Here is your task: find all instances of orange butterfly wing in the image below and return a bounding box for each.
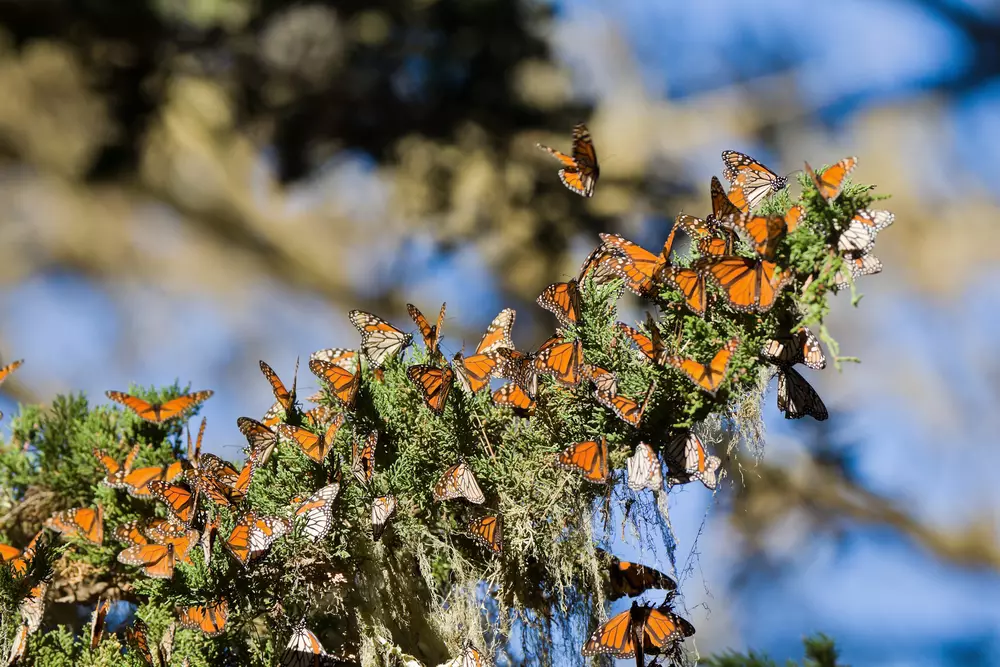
[117,543,175,579]
[123,466,168,498]
[491,383,536,416]
[665,265,708,316]
[706,257,790,313]
[453,351,501,393]
[599,234,665,296]
[537,280,582,328]
[468,515,503,554]
[0,359,23,385]
[106,390,213,423]
[709,175,742,222]
[147,481,197,525]
[407,365,453,415]
[178,599,228,636]
[667,339,739,395]
[476,308,515,354]
[46,506,103,545]
[538,123,599,197]
[805,156,857,201]
[309,358,360,410]
[534,336,583,387]
[556,438,608,483]
[407,302,446,356]
[582,609,634,656]
[259,360,295,412]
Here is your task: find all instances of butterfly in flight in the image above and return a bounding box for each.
[556,438,608,484]
[721,150,787,212]
[626,442,662,492]
[537,123,599,197]
[453,349,504,394]
[705,256,791,312]
[106,389,213,423]
[294,480,341,543]
[371,495,397,541]
[468,514,502,554]
[582,600,695,662]
[597,547,678,601]
[761,326,826,370]
[407,364,454,415]
[408,302,447,361]
[805,156,857,202]
[667,338,739,396]
[277,414,345,464]
[665,432,722,490]
[432,462,486,504]
[352,431,377,485]
[777,367,829,421]
[45,505,103,545]
[177,598,228,636]
[349,310,412,368]
[0,530,42,576]
[537,279,581,329]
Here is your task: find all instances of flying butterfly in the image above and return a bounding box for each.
[666,338,739,396]
[476,308,516,355]
[626,442,662,492]
[106,390,213,423]
[537,122,599,197]
[0,359,23,386]
[309,357,361,410]
[705,256,790,313]
[371,495,397,541]
[777,367,829,421]
[761,327,826,370]
[835,252,882,289]
[407,365,454,415]
[452,350,504,394]
[721,150,787,213]
[491,383,536,417]
[432,462,486,504]
[805,156,857,202]
[706,175,743,224]
[537,279,581,329]
[533,335,583,387]
[45,505,103,545]
[294,481,341,543]
[556,438,608,484]
[349,310,412,368]
[597,548,678,601]
[1,531,42,576]
[468,514,502,554]
[595,383,654,428]
[665,432,722,490]
[352,431,377,485]
[277,414,345,464]
[281,624,328,667]
[582,600,695,660]
[225,512,290,565]
[408,302,447,360]
[177,599,228,636]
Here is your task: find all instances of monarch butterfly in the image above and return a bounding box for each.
[309,348,357,369]
[261,401,283,429]
[441,642,486,667]
[198,517,217,568]
[468,514,502,554]
[582,364,618,396]
[294,481,341,543]
[407,365,454,415]
[670,215,733,259]
[1,531,42,577]
[598,233,668,296]
[476,308,516,355]
[707,175,743,224]
[836,218,875,255]
[19,579,47,634]
[722,150,787,213]
[666,338,739,396]
[157,623,176,667]
[177,599,228,636]
[665,432,722,490]
[537,123,599,197]
[45,505,103,545]
[114,521,150,547]
[582,601,695,660]
[0,359,23,392]
[278,415,345,464]
[408,302,447,360]
[777,367,829,421]
[237,416,279,465]
[225,512,290,565]
[371,495,397,541]
[578,243,628,287]
[761,327,826,370]
[281,624,327,667]
[614,322,663,364]
[349,310,412,368]
[834,252,882,289]
[197,454,240,488]
[595,383,654,427]
[117,542,176,579]
[125,619,154,664]
[352,431,377,485]
[184,468,235,509]
[537,279,582,329]
[89,597,109,650]
[147,481,197,525]
[260,359,299,417]
[432,462,486,504]
[556,438,608,483]
[144,520,200,566]
[533,335,583,387]
[309,358,361,410]
[597,548,677,600]
[105,390,213,423]
[303,405,336,429]
[94,442,140,488]
[849,208,894,236]
[805,156,857,202]
[452,350,504,394]
[705,256,790,312]
[626,442,662,492]
[491,383,536,417]
[495,348,538,397]
[725,205,805,260]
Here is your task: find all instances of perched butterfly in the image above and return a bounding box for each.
[432,462,486,504]
[595,383,654,428]
[615,322,663,364]
[114,521,150,547]
[199,517,217,567]
[495,348,538,398]
[303,405,336,429]
[371,495,397,541]
[834,252,882,289]
[352,431,377,485]
[673,212,735,258]
[665,432,722,490]
[294,481,341,543]
[626,442,662,492]
[721,150,787,213]
[762,327,826,370]
[582,600,695,660]
[126,619,154,664]
[106,390,213,423]
[582,364,618,396]
[452,350,504,394]
[705,257,790,312]
[238,416,279,465]
[491,383,536,417]
[725,205,805,260]
[476,308,516,354]
[598,233,668,297]
[309,358,360,410]
[805,156,857,202]
[309,347,357,370]
[407,365,454,415]
[537,122,599,197]
[533,335,583,387]
[667,338,739,396]
[20,579,48,634]
[145,520,200,565]
[281,624,328,667]
[94,442,140,488]
[706,175,743,225]
[87,597,109,650]
[777,367,829,421]
[556,438,608,483]
[1,531,42,576]
[225,512,290,565]
[408,302,447,360]
[278,415,344,464]
[177,599,228,636]
[597,548,677,600]
[578,243,628,287]
[468,514,502,554]
[848,208,894,237]
[147,481,197,525]
[836,215,877,255]
[663,261,711,316]
[349,310,412,368]
[440,642,486,667]
[537,280,581,329]
[117,542,176,579]
[45,505,103,545]
[260,359,299,418]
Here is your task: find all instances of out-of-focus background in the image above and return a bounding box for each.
[0,0,997,664]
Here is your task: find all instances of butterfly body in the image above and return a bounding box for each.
[538,123,599,197]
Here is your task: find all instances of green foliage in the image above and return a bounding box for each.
[704,634,847,667]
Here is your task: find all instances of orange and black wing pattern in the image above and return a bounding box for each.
[491,383,536,417]
[805,156,857,202]
[147,481,197,525]
[407,302,446,358]
[309,357,361,410]
[706,257,790,313]
[604,552,678,600]
[177,599,228,636]
[595,383,654,427]
[582,608,634,657]
[452,351,502,394]
[476,308,515,354]
[556,437,608,483]
[407,365,454,415]
[45,505,103,545]
[537,123,599,197]
[667,338,739,396]
[468,515,503,554]
[665,262,710,316]
[537,279,582,329]
[533,335,583,387]
[721,150,787,212]
[0,359,23,385]
[278,414,344,463]
[352,431,377,485]
[598,234,666,296]
[117,543,176,579]
[259,360,296,412]
[106,390,213,423]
